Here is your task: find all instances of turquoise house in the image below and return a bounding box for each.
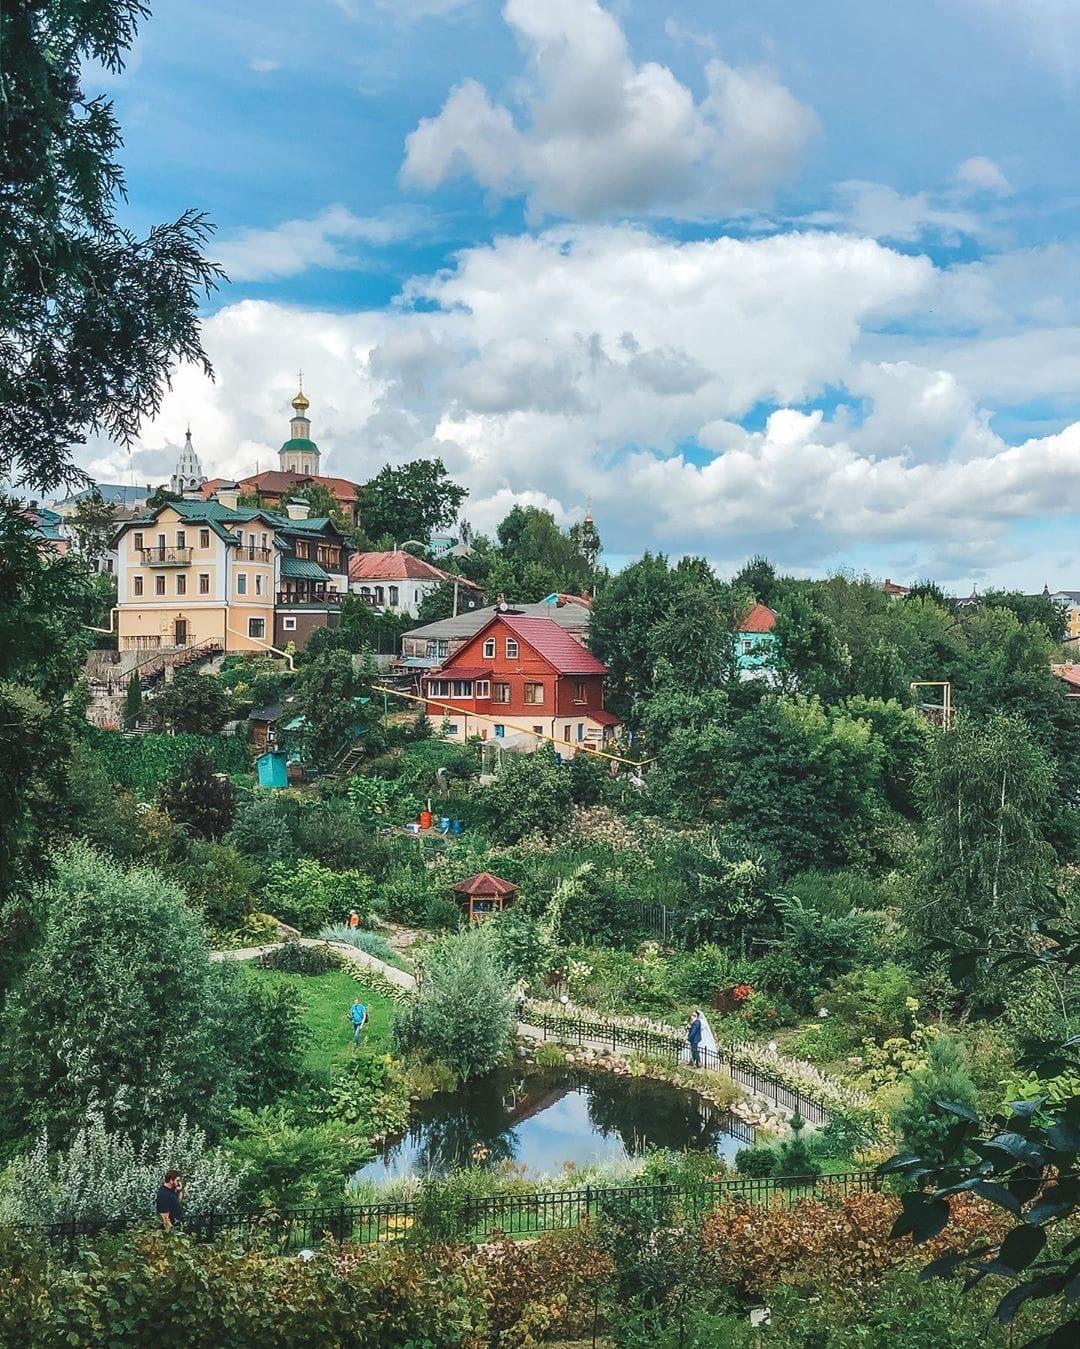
[736,602,778,676]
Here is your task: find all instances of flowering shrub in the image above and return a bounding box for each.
[701,1190,1010,1296]
[732,983,753,1003]
[0,1109,240,1225]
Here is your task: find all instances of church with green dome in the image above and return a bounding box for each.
[279,385,320,476]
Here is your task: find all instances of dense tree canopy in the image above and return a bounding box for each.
[359,458,466,548]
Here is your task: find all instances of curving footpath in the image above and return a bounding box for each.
[210,939,417,992]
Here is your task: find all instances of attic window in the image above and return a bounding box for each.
[505,639,519,659]
[483,638,496,658]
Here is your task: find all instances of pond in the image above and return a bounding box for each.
[355,1067,753,1182]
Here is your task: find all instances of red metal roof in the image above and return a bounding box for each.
[350,550,453,583]
[452,871,519,897]
[498,615,607,674]
[586,709,622,727]
[1051,663,1080,691]
[739,602,777,634]
[199,469,361,503]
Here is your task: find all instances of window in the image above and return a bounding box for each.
[388,585,399,606]
[506,639,519,659]
[445,724,459,735]
[133,532,144,552]
[199,529,210,549]
[532,725,543,735]
[574,679,586,703]
[133,575,144,596]
[564,725,571,741]
[437,640,449,659]
[158,533,166,550]
[199,573,210,595]
[475,680,490,698]
[494,724,505,737]
[451,680,473,697]
[493,682,511,703]
[483,638,496,658]
[237,573,247,595]
[428,680,450,698]
[248,618,265,639]
[282,616,297,632]
[176,530,186,548]
[255,574,263,596]
[524,682,544,705]
[155,575,166,596]
[176,574,187,595]
[374,586,384,604]
[741,639,753,655]
[577,723,584,742]
[261,533,268,549]
[105,559,113,574]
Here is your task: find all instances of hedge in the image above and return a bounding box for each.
[85,728,250,797]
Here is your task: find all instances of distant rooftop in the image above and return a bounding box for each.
[403,599,591,643]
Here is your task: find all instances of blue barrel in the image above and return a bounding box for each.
[450,819,463,836]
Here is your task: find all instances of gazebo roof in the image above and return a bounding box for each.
[451,871,519,898]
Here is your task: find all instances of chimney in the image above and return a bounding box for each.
[285,497,311,521]
[214,483,240,510]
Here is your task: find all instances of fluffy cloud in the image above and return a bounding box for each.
[87,223,1080,585]
[401,0,817,220]
[210,206,428,281]
[956,155,1011,194]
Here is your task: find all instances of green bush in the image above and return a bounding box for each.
[86,727,248,797]
[316,1053,409,1141]
[734,1145,777,1177]
[891,1034,978,1166]
[482,744,573,842]
[176,840,258,930]
[225,1106,367,1210]
[264,858,373,933]
[775,1112,821,1182]
[255,941,341,976]
[320,924,399,966]
[391,927,514,1080]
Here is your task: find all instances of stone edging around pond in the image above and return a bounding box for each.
[515,1030,794,1137]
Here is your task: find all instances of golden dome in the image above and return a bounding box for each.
[291,388,310,414]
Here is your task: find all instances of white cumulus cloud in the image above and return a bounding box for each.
[401,0,817,221]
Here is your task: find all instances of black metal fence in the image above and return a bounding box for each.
[28,1171,878,1262]
[527,1010,831,1125]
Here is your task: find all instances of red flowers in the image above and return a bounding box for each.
[733,983,753,1002]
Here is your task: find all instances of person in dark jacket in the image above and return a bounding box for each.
[155,1171,183,1229]
[687,1010,703,1067]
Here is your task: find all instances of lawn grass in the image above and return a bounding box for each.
[253,968,397,1081]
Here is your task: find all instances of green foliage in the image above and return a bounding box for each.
[158,751,236,840]
[914,713,1057,958]
[265,859,373,933]
[588,552,685,709]
[359,457,467,548]
[314,1052,410,1141]
[487,504,598,600]
[891,1034,979,1166]
[720,696,889,875]
[0,0,221,496]
[153,667,236,735]
[224,1106,366,1209]
[320,924,400,967]
[735,1145,778,1177]
[255,940,342,975]
[86,727,248,798]
[775,1111,821,1181]
[231,969,309,1110]
[773,591,852,702]
[483,744,573,842]
[487,907,558,982]
[0,845,264,1142]
[122,671,142,729]
[568,749,611,806]
[0,1109,240,1225]
[175,840,258,930]
[391,927,515,1080]
[346,773,421,823]
[293,650,372,770]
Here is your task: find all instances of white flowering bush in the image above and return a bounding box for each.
[0,1109,242,1225]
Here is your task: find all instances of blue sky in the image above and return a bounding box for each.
[84,0,1080,589]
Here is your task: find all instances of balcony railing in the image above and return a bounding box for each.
[235,546,273,562]
[140,546,191,566]
[276,590,345,608]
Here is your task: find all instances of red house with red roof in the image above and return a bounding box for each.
[421,612,621,755]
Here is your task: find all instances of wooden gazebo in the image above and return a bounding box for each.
[451,871,519,924]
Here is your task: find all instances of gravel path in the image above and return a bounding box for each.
[211,939,417,992]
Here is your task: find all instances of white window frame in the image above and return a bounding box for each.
[451,679,473,698]
[282,616,297,631]
[237,573,247,595]
[199,573,210,595]
[493,682,511,704]
[483,638,496,658]
[255,574,263,596]
[176,574,187,596]
[506,638,519,659]
[524,682,544,706]
[475,680,490,698]
[133,575,144,596]
[155,574,166,596]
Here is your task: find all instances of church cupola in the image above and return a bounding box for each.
[279,378,320,477]
[171,427,207,496]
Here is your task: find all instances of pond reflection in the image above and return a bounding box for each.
[355,1067,752,1181]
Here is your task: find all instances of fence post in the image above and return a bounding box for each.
[584,1183,592,1227]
